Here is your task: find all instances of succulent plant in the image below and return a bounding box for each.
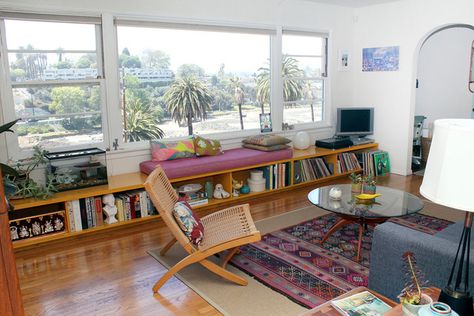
[363,174,376,187]
[349,173,362,184]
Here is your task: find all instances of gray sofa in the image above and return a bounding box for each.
[368,220,474,301]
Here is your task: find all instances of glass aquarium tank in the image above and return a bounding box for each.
[45,148,108,191]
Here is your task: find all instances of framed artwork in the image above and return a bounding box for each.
[362,46,399,72]
[338,50,350,71]
[259,113,272,133]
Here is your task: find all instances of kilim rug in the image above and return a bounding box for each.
[229,212,452,309]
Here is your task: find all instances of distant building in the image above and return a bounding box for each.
[41,68,174,82]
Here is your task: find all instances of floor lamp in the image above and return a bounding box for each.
[420,119,474,316]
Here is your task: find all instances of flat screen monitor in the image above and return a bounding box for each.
[335,107,374,137]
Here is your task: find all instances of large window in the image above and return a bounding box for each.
[0,16,104,151]
[281,32,327,126]
[116,23,271,141]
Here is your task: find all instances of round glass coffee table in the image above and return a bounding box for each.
[307,184,424,262]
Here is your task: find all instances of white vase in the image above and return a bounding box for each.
[401,293,432,316]
[293,131,311,150]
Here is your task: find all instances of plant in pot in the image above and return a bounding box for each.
[349,173,362,194]
[8,145,56,200]
[362,175,376,194]
[398,251,432,316]
[1,119,21,209]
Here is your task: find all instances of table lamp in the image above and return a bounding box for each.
[420,119,474,316]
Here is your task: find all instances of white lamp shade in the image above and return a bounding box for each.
[420,119,474,212]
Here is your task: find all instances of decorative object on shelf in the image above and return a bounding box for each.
[178,183,203,195]
[213,184,230,199]
[349,173,362,194]
[204,181,213,198]
[398,251,431,316]
[419,302,459,316]
[45,148,108,192]
[9,212,66,241]
[356,193,381,200]
[259,113,272,132]
[232,179,243,197]
[248,170,266,193]
[102,194,118,225]
[293,131,311,150]
[420,119,474,316]
[362,175,376,194]
[240,185,250,194]
[329,187,342,200]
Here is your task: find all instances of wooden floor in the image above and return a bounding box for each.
[13,174,464,316]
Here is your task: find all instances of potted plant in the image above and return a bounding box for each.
[349,173,362,194]
[398,252,432,316]
[1,119,20,209]
[362,175,376,194]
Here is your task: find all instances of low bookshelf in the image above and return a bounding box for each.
[10,143,378,249]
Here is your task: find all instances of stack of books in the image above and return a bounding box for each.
[183,191,209,207]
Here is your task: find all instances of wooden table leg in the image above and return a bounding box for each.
[356,223,364,262]
[320,218,352,244]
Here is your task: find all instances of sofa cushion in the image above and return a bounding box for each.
[151,138,195,161]
[435,220,473,244]
[172,200,204,246]
[243,143,290,152]
[243,134,291,146]
[140,147,293,179]
[193,135,222,157]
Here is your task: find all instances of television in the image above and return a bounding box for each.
[335,107,374,137]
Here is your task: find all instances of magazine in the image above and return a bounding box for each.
[331,290,392,316]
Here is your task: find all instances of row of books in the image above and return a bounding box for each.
[183,191,209,207]
[66,190,156,232]
[260,163,292,189]
[294,158,333,183]
[337,153,362,174]
[360,150,391,177]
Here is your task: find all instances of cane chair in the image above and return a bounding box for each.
[144,165,261,293]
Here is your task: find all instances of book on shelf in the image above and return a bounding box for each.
[358,150,390,177]
[330,290,392,316]
[295,157,333,182]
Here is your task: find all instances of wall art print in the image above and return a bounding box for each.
[362,46,399,72]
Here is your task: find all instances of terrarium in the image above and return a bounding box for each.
[45,148,108,191]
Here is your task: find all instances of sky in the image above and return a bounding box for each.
[5,19,323,75]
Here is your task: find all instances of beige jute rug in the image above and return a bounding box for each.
[148,206,327,316]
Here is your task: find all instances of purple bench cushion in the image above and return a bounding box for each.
[140,147,293,179]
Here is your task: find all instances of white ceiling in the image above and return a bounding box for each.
[302,0,401,8]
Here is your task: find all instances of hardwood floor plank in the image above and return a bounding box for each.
[14,174,462,315]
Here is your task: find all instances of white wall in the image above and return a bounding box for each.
[352,0,474,175]
[0,0,356,174]
[415,26,474,134]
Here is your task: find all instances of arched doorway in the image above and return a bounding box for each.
[411,24,474,174]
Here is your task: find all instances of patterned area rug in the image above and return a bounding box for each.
[230,213,452,309]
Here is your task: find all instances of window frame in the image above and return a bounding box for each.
[281,29,329,130]
[0,13,107,160]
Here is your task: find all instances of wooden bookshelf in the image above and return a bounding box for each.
[10,143,378,249]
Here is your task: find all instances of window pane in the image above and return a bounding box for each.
[9,52,98,82]
[283,101,323,125]
[117,26,270,141]
[282,79,324,101]
[282,34,322,56]
[285,56,322,78]
[5,20,96,51]
[13,84,102,149]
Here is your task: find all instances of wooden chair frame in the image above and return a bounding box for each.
[144,166,261,293]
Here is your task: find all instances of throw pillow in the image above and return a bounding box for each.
[193,135,222,157]
[243,134,291,146]
[243,143,290,152]
[172,201,204,246]
[151,139,195,161]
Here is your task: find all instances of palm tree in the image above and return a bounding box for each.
[230,77,245,130]
[164,76,213,136]
[125,97,165,142]
[256,56,304,111]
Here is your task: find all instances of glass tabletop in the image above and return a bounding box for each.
[307,184,424,218]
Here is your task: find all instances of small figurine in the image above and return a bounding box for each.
[44,219,54,233]
[19,226,29,238]
[213,184,230,199]
[32,221,42,235]
[103,194,118,224]
[232,179,243,197]
[54,217,64,231]
[10,226,19,240]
